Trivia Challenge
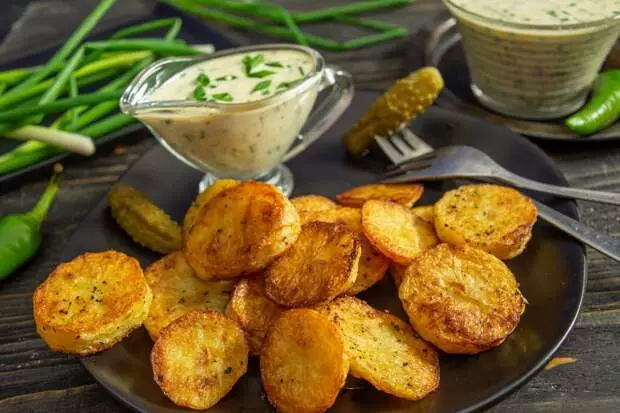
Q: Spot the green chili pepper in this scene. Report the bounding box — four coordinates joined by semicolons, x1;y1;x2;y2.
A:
566;70;620;135
0;165;62;280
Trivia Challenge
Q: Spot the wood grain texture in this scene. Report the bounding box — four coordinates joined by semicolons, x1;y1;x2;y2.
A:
0;0;619;412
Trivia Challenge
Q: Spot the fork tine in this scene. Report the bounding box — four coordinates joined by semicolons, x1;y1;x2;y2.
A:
398;129;434;155
382;158;435;178
375;136;404;164
386;150;437;171
389;134;416;157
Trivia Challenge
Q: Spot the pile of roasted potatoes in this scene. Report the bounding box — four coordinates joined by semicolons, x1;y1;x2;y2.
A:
32;179;537;412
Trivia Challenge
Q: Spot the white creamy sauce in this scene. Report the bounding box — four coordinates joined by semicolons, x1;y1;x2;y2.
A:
450;0;619;25
149;49;314;103
137;49;320;178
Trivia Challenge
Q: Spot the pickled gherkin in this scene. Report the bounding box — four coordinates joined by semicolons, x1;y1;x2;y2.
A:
343;67;444;156
108;184;182;254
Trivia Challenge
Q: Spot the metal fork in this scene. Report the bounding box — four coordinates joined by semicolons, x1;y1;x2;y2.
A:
382;145;620;206
374;135;620;262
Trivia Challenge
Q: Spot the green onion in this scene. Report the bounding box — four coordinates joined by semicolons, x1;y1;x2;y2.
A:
110;17;182;39
5;126;95;156
0;91;122;123
242;54;264;75
298;66;305;76
68;76;81;129
249;70;275;79
215;75;237;81
193;86;207;101
197;73;210;86
0;52;149;110
294;0;414;23
0;113;136;176
341;27;407;49
85;39;202;56
273;4;308;46
252;80;271;94
0;0;118;108
163;1;343;50
332;15;405;31
212;92;233;102
265;62;283;68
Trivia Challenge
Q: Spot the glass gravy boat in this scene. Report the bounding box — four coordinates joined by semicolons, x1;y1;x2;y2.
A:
120;44;353;195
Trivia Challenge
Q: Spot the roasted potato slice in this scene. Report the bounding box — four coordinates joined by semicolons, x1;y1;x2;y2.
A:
412;205;434;224
390;262;408;289
265;221;361;307
151;310;249;410
297;207;389;294
144;251;235;341
336;183;424;208
291;195;337;214
183;179;238;236
33;251;152;355
319;296;439;400
225;276;283;355
260;309;348;413
184;181;301;280
434;184;537;259
362;200;439;266
399;243;526;354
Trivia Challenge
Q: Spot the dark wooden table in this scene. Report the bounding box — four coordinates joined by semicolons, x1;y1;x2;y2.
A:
1;1;619;412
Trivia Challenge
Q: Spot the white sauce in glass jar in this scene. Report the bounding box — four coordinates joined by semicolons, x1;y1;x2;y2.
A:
444;0;620;119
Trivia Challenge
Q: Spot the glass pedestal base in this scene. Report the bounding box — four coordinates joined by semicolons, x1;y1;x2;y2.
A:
471;83;585;121
198;164;295;196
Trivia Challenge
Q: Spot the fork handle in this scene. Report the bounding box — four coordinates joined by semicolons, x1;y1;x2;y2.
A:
499;172;620;206
535;201;620;262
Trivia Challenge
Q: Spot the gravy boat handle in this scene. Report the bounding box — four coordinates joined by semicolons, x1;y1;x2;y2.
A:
282;65;354;162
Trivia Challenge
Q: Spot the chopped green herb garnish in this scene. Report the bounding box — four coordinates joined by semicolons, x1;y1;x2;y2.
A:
249;70;275;79
547;10;558;18
262;90;270;96
242;54;264;76
265;62;283;68
569;2;576;6
215;75;238;81
277;79;301;90
298;66;305;76
252;80;272;94
196;73;210;87
212;92;233;102
192;86;207;101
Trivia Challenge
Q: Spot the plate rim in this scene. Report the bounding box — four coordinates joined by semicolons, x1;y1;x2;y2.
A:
65;100;587;413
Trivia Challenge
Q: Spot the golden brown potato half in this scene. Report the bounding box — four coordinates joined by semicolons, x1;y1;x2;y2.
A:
434;184;537;259
151;310;249;410
411;205;434;224
33;251;152;356
184;181;301;280
297;207;389;294
183;179;238;236
336;183;424;208
291;195;337;214
225;276;283;355
318;296;439;400
399;243;526;354
260;309;348;413
144;251;235;341
362;200;439;266
389;262;408;289
265;221;361;307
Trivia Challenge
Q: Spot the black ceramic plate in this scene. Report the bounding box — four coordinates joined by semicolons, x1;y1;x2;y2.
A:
60;91;586;413
423;16;620;142
0;2;237;188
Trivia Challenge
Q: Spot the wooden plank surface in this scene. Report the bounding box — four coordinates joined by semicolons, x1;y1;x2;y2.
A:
1;1;619;412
